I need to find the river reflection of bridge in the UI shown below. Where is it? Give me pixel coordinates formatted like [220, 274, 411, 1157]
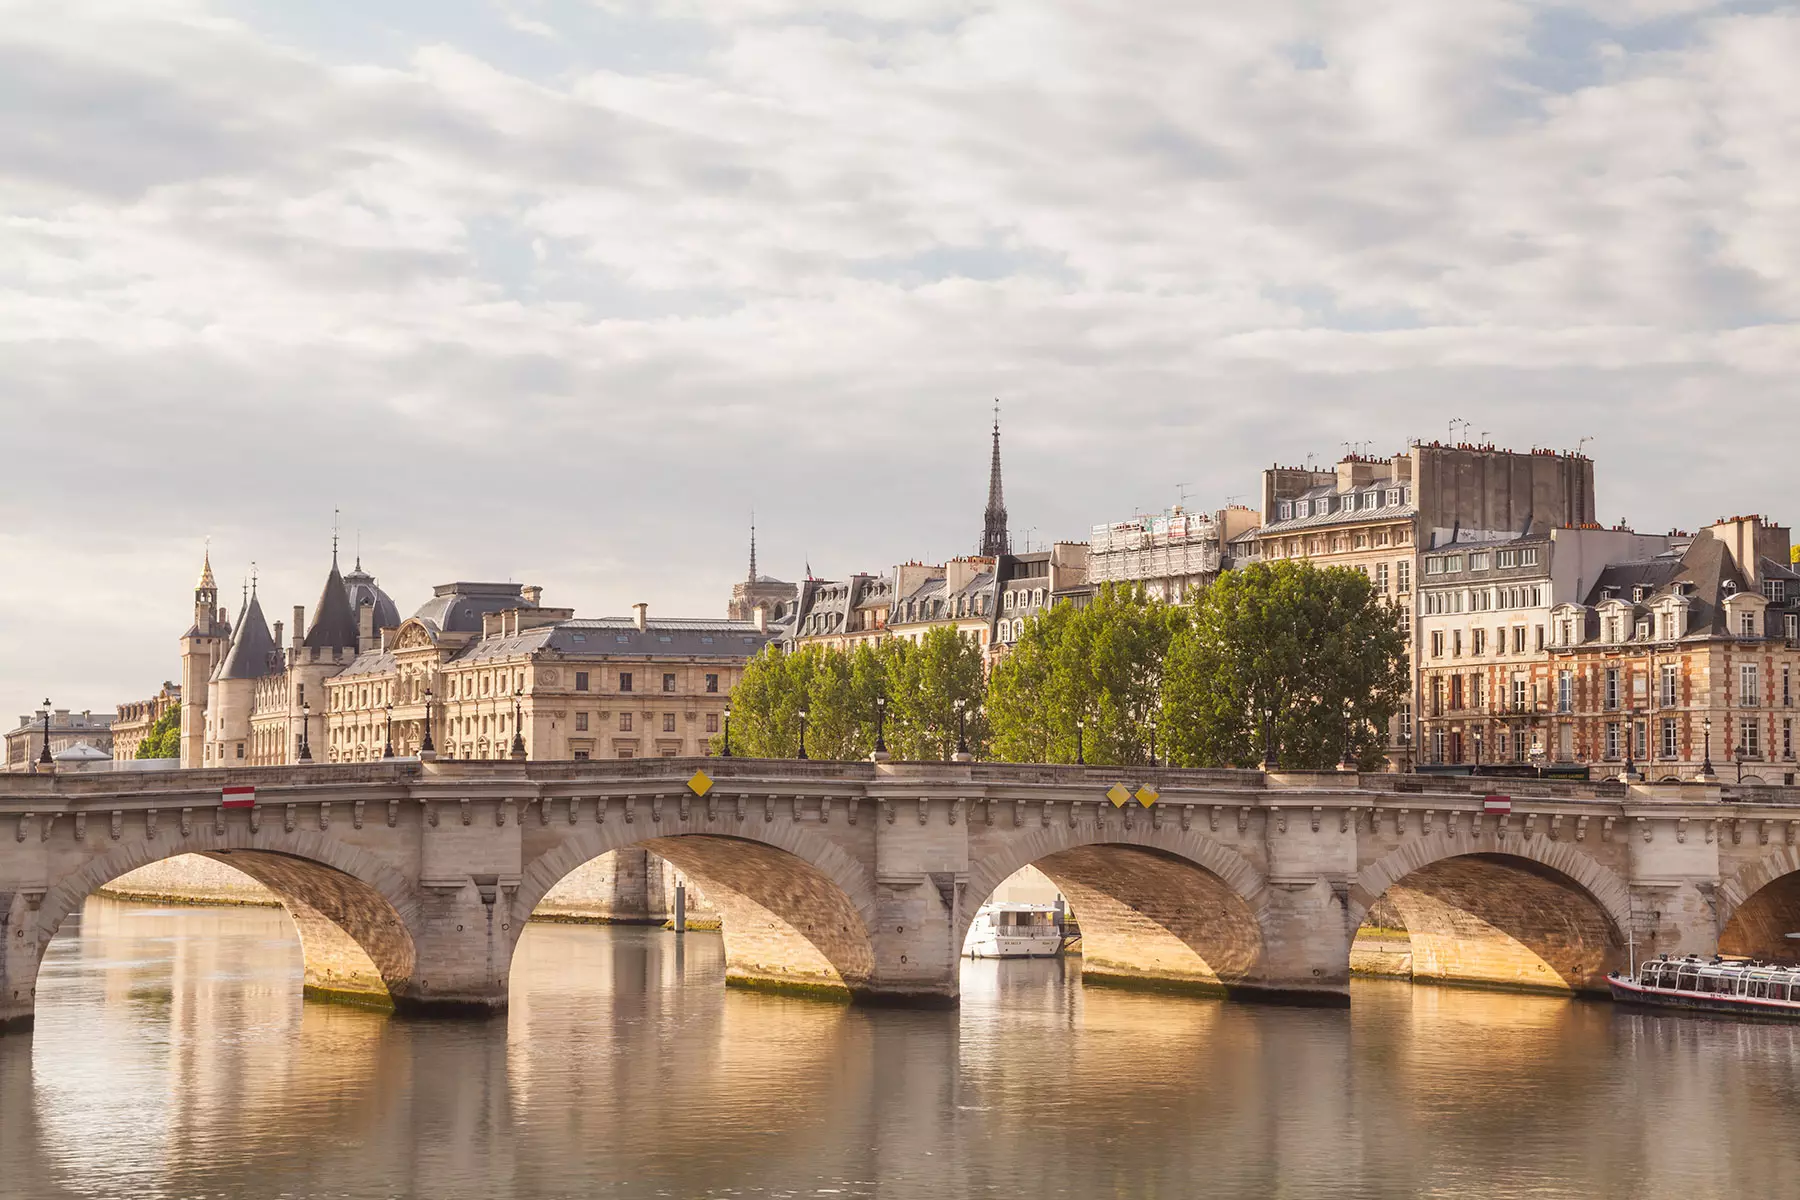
[11, 906, 1800, 1198]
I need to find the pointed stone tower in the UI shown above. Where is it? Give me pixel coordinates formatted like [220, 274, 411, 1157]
[179, 546, 232, 767]
[979, 402, 1011, 558]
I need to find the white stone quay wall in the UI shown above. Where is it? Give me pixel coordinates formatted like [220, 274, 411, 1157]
[101, 855, 278, 906]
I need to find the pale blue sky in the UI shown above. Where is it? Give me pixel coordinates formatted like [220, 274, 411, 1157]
[1, 0, 1796, 722]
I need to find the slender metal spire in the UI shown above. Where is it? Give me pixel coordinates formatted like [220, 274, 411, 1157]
[748, 512, 757, 584]
[980, 400, 1011, 557]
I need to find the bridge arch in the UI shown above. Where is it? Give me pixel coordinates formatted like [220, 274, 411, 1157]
[514, 822, 880, 1001]
[1718, 848, 1800, 961]
[1350, 833, 1630, 993]
[22, 829, 425, 1020]
[963, 823, 1271, 999]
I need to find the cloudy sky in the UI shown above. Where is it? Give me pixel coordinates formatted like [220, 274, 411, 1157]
[2, 0, 1797, 725]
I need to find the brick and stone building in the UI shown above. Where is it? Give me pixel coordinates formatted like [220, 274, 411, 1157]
[1542, 516, 1800, 783]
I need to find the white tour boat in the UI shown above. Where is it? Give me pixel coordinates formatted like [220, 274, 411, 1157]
[1609, 954, 1800, 1018]
[963, 902, 1071, 959]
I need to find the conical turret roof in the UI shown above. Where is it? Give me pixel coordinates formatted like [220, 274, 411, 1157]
[304, 553, 361, 649]
[218, 590, 280, 679]
[197, 547, 217, 591]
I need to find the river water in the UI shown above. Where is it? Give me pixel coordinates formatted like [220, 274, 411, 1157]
[4, 899, 1800, 1200]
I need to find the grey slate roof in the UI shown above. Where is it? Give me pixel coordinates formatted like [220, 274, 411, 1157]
[1259, 483, 1416, 536]
[446, 617, 774, 665]
[218, 591, 281, 679]
[1578, 533, 1741, 638]
[304, 557, 361, 649]
[343, 560, 401, 630]
[411, 582, 529, 636]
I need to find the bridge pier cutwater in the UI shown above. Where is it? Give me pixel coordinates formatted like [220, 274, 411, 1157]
[6, 760, 1800, 1030]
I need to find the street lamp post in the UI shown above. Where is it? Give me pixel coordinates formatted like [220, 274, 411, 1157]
[421, 688, 435, 756]
[1260, 709, 1279, 773]
[1473, 727, 1484, 774]
[722, 705, 732, 757]
[1697, 715, 1715, 782]
[1149, 715, 1159, 769]
[1339, 708, 1356, 773]
[37, 699, 52, 766]
[1621, 707, 1639, 782]
[298, 702, 313, 762]
[797, 708, 809, 760]
[1399, 729, 1412, 774]
[1737, 750, 1748, 785]
[953, 698, 971, 761]
[1075, 718, 1085, 766]
[383, 703, 395, 758]
[510, 687, 526, 760]
[873, 696, 888, 760]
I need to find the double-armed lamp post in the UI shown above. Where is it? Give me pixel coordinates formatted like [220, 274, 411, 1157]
[38, 699, 52, 766]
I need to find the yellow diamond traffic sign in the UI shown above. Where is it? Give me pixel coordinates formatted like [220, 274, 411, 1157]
[687, 770, 714, 797]
[1135, 785, 1159, 808]
[1106, 783, 1131, 808]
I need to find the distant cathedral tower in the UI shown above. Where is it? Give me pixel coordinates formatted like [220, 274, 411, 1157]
[979, 402, 1011, 558]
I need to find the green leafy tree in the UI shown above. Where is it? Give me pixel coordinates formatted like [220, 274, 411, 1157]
[986, 584, 1183, 765]
[885, 627, 988, 760]
[1160, 560, 1408, 770]
[135, 702, 182, 759]
[719, 640, 943, 760]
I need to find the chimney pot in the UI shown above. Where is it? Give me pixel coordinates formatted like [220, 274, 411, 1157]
[633, 602, 649, 632]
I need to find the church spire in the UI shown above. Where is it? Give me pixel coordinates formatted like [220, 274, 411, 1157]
[748, 513, 758, 584]
[980, 401, 1011, 558]
[197, 542, 217, 591]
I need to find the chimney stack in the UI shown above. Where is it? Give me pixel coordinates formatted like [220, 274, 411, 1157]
[633, 602, 649, 632]
[292, 606, 305, 650]
[273, 619, 284, 649]
[754, 604, 769, 634]
[358, 602, 376, 652]
[521, 585, 543, 607]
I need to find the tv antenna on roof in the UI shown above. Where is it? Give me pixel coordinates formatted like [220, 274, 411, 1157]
[1577, 435, 1593, 457]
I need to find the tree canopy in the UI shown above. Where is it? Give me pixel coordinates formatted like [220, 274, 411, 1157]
[716, 628, 986, 760]
[1159, 559, 1409, 770]
[985, 584, 1183, 765]
[134, 702, 182, 759]
[722, 563, 1405, 769]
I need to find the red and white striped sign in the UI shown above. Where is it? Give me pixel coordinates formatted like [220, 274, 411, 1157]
[221, 786, 256, 808]
[1483, 794, 1512, 814]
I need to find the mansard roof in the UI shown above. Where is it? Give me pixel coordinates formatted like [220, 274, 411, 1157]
[217, 591, 281, 680]
[410, 582, 530, 636]
[304, 555, 361, 649]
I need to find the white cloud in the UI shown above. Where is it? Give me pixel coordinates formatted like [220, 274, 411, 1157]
[0, 0, 1795, 722]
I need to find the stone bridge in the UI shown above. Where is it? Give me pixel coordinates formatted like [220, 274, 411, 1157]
[6, 760, 1800, 1031]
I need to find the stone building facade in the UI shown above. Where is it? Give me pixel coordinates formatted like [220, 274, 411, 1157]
[1251, 443, 1599, 760]
[3, 707, 115, 774]
[327, 597, 770, 762]
[111, 682, 181, 762]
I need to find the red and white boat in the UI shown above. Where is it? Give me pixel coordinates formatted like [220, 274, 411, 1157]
[1610, 955, 1800, 1018]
